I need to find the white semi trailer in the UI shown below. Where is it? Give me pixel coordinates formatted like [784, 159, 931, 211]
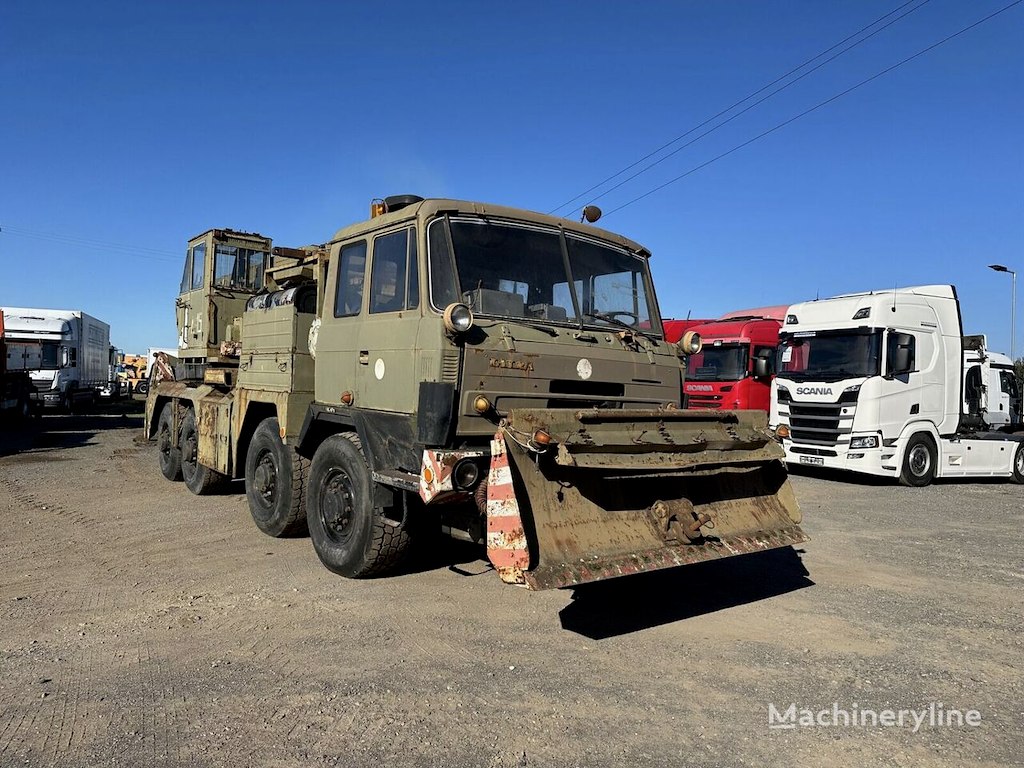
[769, 285, 1024, 486]
[0, 308, 111, 409]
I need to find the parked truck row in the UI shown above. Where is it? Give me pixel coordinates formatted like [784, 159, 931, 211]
[667, 286, 1024, 486]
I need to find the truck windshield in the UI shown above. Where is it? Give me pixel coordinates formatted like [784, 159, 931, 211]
[428, 218, 658, 333]
[40, 342, 59, 369]
[213, 245, 269, 292]
[688, 344, 747, 381]
[777, 330, 881, 382]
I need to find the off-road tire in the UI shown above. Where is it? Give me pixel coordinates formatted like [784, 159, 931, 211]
[306, 432, 410, 578]
[157, 403, 182, 481]
[180, 408, 225, 495]
[136, 380, 149, 396]
[899, 433, 936, 487]
[1011, 443, 1024, 484]
[245, 417, 309, 537]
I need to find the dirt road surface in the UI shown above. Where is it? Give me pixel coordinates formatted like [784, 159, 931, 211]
[0, 405, 1021, 767]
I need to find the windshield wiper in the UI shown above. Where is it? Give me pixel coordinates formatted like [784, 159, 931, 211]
[479, 316, 559, 337]
[582, 312, 657, 342]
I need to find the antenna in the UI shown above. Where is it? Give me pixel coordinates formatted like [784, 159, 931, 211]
[686, 309, 692, 321]
[891, 283, 897, 313]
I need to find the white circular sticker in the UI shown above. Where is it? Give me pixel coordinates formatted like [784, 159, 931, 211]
[576, 358, 593, 380]
[374, 358, 386, 380]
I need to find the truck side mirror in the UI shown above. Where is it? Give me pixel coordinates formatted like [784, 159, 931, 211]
[61, 347, 70, 368]
[753, 357, 770, 378]
[887, 332, 915, 377]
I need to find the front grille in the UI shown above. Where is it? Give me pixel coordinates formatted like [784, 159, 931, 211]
[32, 379, 53, 393]
[687, 395, 722, 409]
[789, 446, 838, 457]
[786, 401, 847, 444]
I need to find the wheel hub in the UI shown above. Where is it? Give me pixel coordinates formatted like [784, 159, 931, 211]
[254, 453, 277, 500]
[321, 469, 354, 543]
[909, 445, 930, 475]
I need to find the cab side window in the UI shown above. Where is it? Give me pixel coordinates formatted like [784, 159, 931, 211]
[370, 228, 419, 314]
[334, 241, 367, 317]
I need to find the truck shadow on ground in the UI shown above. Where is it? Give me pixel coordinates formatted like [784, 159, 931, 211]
[0, 401, 145, 458]
[558, 546, 813, 639]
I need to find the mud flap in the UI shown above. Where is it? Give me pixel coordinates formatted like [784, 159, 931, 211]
[486, 409, 807, 590]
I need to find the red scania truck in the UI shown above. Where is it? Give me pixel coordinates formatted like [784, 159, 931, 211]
[675, 306, 788, 412]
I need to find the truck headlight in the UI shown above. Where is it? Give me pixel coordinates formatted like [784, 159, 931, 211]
[680, 330, 702, 355]
[443, 302, 474, 334]
[849, 435, 879, 449]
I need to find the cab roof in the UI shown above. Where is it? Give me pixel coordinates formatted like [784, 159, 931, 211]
[329, 198, 650, 257]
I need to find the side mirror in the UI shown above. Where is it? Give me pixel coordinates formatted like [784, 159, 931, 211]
[61, 347, 70, 368]
[887, 332, 914, 377]
[753, 357, 770, 378]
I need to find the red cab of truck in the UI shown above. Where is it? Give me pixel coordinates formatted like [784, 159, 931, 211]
[662, 318, 714, 344]
[676, 306, 788, 412]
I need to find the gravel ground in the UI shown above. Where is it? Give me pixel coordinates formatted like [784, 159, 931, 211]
[0, 404, 1020, 767]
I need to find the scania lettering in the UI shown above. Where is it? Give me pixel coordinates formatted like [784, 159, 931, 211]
[770, 285, 1024, 485]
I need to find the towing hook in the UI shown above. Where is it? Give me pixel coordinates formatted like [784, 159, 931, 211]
[651, 500, 714, 544]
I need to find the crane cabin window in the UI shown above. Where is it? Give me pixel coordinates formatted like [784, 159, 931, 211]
[213, 245, 270, 292]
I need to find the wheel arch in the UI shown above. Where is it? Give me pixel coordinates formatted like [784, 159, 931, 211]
[894, 422, 941, 476]
[234, 401, 279, 480]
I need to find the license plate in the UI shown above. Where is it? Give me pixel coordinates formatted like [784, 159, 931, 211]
[799, 456, 824, 466]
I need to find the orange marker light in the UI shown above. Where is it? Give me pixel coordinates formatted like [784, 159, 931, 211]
[532, 429, 554, 446]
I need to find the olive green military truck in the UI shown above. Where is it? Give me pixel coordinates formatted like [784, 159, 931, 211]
[145, 196, 804, 589]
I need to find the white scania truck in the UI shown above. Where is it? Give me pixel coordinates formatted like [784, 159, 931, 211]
[769, 285, 1024, 486]
[0, 308, 111, 410]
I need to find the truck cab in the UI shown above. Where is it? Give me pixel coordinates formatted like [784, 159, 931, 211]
[677, 307, 787, 411]
[770, 285, 1024, 485]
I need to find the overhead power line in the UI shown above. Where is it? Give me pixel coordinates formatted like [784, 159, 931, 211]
[0, 225, 181, 263]
[603, 0, 1023, 219]
[548, 0, 930, 216]
[565, 0, 934, 213]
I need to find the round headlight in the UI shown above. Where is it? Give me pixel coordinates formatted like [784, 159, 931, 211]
[681, 330, 703, 355]
[443, 302, 474, 334]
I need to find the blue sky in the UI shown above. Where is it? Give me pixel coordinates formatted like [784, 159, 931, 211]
[2, 1, 1021, 355]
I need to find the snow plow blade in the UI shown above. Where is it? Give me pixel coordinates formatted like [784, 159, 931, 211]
[489, 408, 805, 590]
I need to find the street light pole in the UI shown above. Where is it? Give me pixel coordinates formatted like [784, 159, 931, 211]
[988, 264, 1016, 360]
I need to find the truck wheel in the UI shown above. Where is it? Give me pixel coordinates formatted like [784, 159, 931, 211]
[1011, 444, 1024, 484]
[899, 434, 936, 487]
[306, 433, 410, 578]
[245, 417, 310, 537]
[157, 403, 182, 481]
[180, 408, 225, 495]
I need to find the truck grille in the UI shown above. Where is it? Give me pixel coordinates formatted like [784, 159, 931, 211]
[778, 389, 859, 446]
[32, 379, 53, 394]
[686, 394, 722, 409]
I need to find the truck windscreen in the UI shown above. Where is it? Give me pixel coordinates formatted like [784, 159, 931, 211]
[777, 330, 881, 382]
[428, 218, 657, 333]
[688, 344, 747, 381]
[213, 245, 269, 292]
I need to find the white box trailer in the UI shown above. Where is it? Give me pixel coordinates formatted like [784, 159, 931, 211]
[0, 307, 111, 409]
[769, 285, 1024, 485]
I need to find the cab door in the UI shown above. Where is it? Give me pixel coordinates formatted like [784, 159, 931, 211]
[315, 239, 368, 405]
[353, 226, 421, 413]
